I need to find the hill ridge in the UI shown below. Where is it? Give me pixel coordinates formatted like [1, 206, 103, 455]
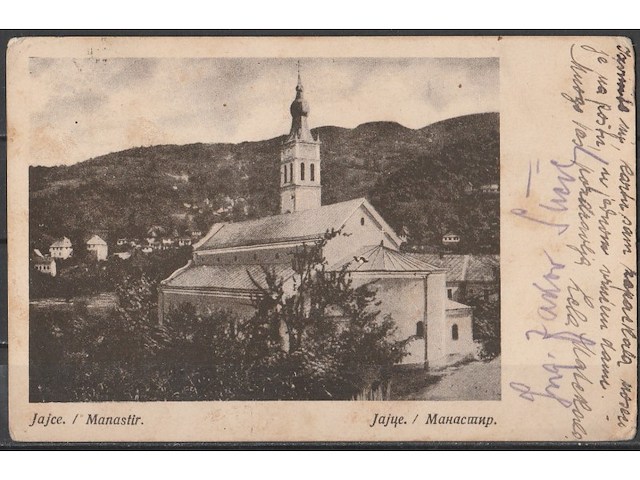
[30, 112, 499, 253]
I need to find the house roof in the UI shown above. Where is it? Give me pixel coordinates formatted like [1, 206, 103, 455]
[446, 299, 472, 311]
[33, 256, 55, 266]
[86, 234, 107, 246]
[409, 254, 499, 283]
[162, 262, 294, 292]
[331, 244, 441, 273]
[50, 237, 72, 248]
[195, 198, 401, 251]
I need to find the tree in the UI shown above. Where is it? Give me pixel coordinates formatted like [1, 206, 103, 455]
[159, 304, 246, 400]
[243, 230, 407, 400]
[466, 263, 501, 360]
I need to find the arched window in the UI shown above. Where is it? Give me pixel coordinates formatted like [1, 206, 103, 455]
[283, 167, 287, 184]
[360, 217, 365, 226]
[300, 162, 305, 181]
[310, 163, 315, 181]
[289, 164, 294, 183]
[452, 324, 459, 341]
[416, 321, 424, 338]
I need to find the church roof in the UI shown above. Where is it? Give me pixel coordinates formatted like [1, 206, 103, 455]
[331, 244, 442, 273]
[287, 63, 315, 143]
[162, 262, 294, 292]
[409, 254, 499, 283]
[195, 198, 400, 251]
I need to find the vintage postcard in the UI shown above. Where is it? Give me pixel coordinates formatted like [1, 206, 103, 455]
[6, 35, 637, 442]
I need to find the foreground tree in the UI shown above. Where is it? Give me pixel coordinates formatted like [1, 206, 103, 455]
[243, 230, 407, 400]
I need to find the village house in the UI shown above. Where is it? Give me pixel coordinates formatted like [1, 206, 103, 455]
[32, 250, 57, 277]
[49, 237, 73, 259]
[479, 183, 499, 195]
[161, 237, 175, 248]
[159, 70, 476, 368]
[442, 232, 460, 246]
[177, 237, 192, 247]
[86, 234, 109, 261]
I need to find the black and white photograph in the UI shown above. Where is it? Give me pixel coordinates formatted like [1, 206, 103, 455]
[27, 55, 501, 403]
[5, 32, 637, 445]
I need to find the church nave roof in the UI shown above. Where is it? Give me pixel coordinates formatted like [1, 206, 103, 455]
[195, 197, 400, 252]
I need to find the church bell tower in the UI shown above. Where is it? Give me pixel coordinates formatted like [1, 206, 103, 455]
[280, 64, 321, 214]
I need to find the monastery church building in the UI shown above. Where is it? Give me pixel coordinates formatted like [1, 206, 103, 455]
[160, 70, 476, 367]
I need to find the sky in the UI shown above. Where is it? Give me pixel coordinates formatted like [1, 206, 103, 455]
[27, 57, 499, 166]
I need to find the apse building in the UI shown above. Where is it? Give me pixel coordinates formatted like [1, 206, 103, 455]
[160, 71, 475, 367]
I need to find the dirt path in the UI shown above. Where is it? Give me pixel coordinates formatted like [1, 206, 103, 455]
[395, 357, 501, 401]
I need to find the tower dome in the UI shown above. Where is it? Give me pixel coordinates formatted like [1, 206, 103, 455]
[286, 64, 315, 143]
[290, 74, 310, 117]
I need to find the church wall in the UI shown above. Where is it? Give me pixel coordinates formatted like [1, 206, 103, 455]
[281, 185, 322, 214]
[425, 272, 448, 368]
[160, 289, 256, 324]
[323, 206, 397, 266]
[280, 188, 296, 215]
[349, 274, 427, 365]
[281, 140, 320, 164]
[195, 245, 297, 266]
[445, 308, 476, 358]
[295, 186, 322, 212]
